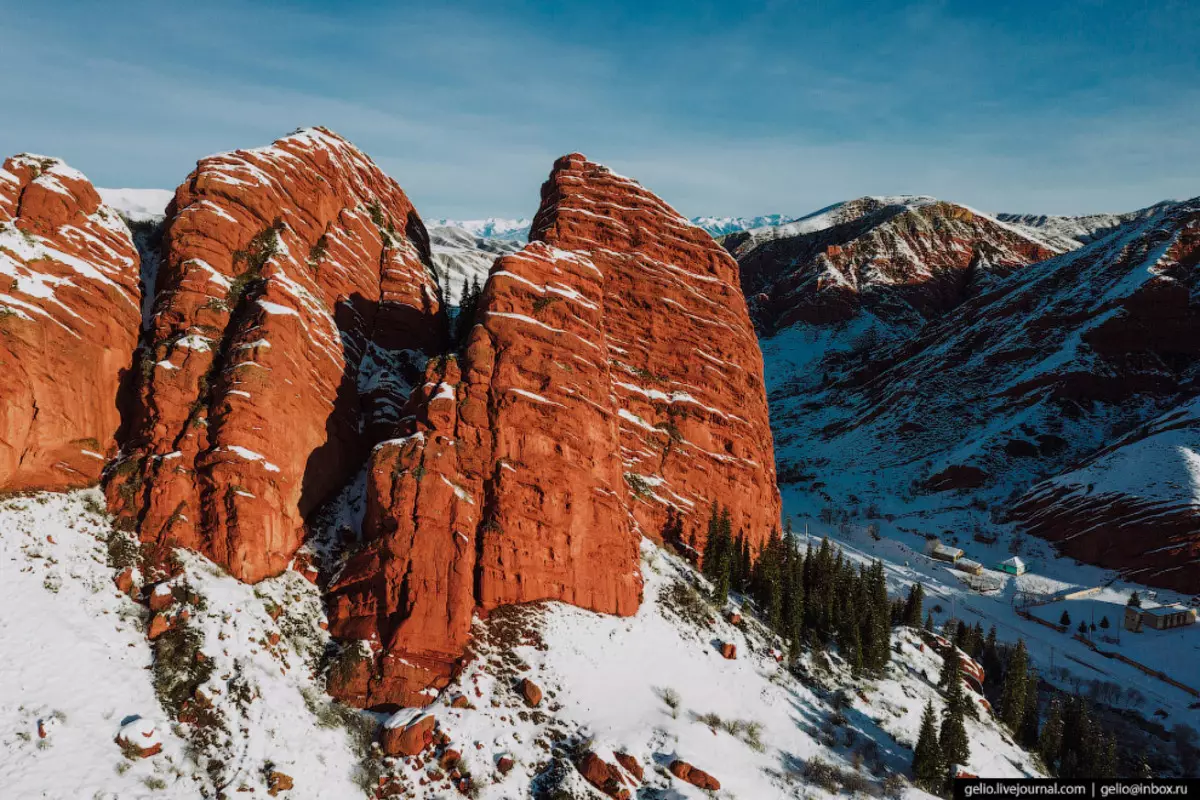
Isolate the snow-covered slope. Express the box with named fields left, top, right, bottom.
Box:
left=376, top=539, right=1041, bottom=799
left=1, top=489, right=1047, bottom=799
left=759, top=196, right=1200, bottom=591
left=0, top=490, right=193, bottom=798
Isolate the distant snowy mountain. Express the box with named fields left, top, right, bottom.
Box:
left=690, top=213, right=793, bottom=236
left=96, top=187, right=174, bottom=223
left=996, top=201, right=1176, bottom=251
left=429, top=217, right=533, bottom=240
left=433, top=214, right=794, bottom=242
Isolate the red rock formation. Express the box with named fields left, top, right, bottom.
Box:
left=380, top=711, right=436, bottom=757
left=0, top=155, right=141, bottom=492
left=326, top=154, right=780, bottom=709
left=517, top=678, right=543, bottom=708
left=613, top=752, right=643, bottom=782
left=577, top=752, right=631, bottom=799
left=669, top=759, right=721, bottom=791
left=106, top=128, right=447, bottom=583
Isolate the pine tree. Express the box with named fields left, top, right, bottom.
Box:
left=940, top=674, right=971, bottom=767
left=1039, top=697, right=1063, bottom=773
left=903, top=582, right=925, bottom=628
left=912, top=701, right=944, bottom=792
left=1100, top=616, right=1110, bottom=629
left=925, top=612, right=935, bottom=632
left=938, top=645, right=961, bottom=688
left=1128, top=591, right=1141, bottom=608
left=1000, top=640, right=1029, bottom=732
left=1059, top=610, right=1071, bottom=627
left=1019, top=669, right=1040, bottom=747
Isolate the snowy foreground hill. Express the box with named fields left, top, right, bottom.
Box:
left=1, top=491, right=1042, bottom=799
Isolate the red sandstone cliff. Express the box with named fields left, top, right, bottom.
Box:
left=0, top=155, right=141, bottom=492
left=106, top=128, right=447, bottom=583
left=326, top=154, right=780, bottom=708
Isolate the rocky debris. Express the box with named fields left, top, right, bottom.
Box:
left=0, top=154, right=141, bottom=493
left=497, top=755, right=515, bottom=775
left=116, top=717, right=163, bottom=758
left=517, top=678, right=542, bottom=708
left=727, top=611, right=742, bottom=625
left=148, top=582, right=175, bottom=612
left=326, top=153, right=780, bottom=708
left=380, top=710, right=437, bottom=757
left=114, top=567, right=138, bottom=596
left=613, top=752, right=643, bottom=782
left=669, top=758, right=721, bottom=791
left=147, top=609, right=188, bottom=640
left=721, top=642, right=737, bottom=659
left=106, top=127, right=447, bottom=584
left=577, top=752, right=630, bottom=799
left=266, top=770, right=294, bottom=796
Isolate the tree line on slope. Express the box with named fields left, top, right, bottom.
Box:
left=698, top=508, right=891, bottom=674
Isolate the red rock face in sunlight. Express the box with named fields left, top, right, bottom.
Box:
left=0, top=155, right=141, bottom=492
left=105, top=127, right=447, bottom=584
left=326, top=154, right=780, bottom=709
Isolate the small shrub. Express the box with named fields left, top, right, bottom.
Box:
left=657, top=687, right=682, bottom=718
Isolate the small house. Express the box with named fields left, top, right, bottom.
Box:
left=930, top=541, right=964, bottom=563
left=1125, top=603, right=1197, bottom=633
left=998, top=556, right=1026, bottom=576
left=955, top=558, right=984, bottom=576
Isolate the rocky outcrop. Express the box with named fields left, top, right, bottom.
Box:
left=106, top=128, right=447, bottom=583
left=0, top=155, right=141, bottom=492
left=669, top=759, right=721, bottom=791
left=724, top=196, right=1059, bottom=333
left=326, top=154, right=780, bottom=708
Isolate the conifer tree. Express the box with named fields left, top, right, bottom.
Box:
left=1019, top=668, right=1040, bottom=746
left=1059, top=610, right=1071, bottom=627
left=940, top=677, right=971, bottom=767
left=912, top=701, right=944, bottom=792
left=1000, top=640, right=1029, bottom=732
left=903, top=582, right=925, bottom=627
left=938, top=645, right=961, bottom=688
left=925, top=612, right=935, bottom=632
left=1038, top=697, right=1064, bottom=773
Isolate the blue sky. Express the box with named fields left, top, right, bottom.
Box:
left=2, top=0, right=1197, bottom=219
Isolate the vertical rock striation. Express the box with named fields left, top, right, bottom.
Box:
left=106, top=128, right=447, bottom=583
left=0, top=155, right=141, bottom=492
left=326, top=154, right=780, bottom=708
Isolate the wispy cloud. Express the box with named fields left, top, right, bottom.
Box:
left=1, top=0, right=1196, bottom=218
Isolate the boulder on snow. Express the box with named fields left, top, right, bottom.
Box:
left=497, top=755, right=515, bottom=774
left=720, top=642, right=737, bottom=660
left=148, top=582, right=175, bottom=612
left=577, top=752, right=630, bottom=799
left=614, top=752, right=643, bottom=782
left=380, top=710, right=436, bottom=757
left=116, top=717, right=163, bottom=758
left=669, top=759, right=721, bottom=791
left=516, top=677, right=542, bottom=707
left=267, top=770, right=294, bottom=796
